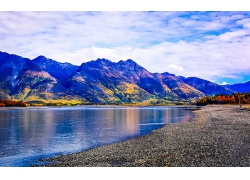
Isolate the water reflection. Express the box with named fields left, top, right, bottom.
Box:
left=125, top=108, right=139, bottom=135
left=0, top=106, right=193, bottom=166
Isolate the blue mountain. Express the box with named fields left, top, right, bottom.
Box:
left=224, top=81, right=250, bottom=93
left=0, top=51, right=79, bottom=101
left=180, top=77, right=234, bottom=95
left=33, top=56, right=78, bottom=82
left=0, top=51, right=243, bottom=105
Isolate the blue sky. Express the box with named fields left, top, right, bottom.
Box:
left=0, top=8, right=250, bottom=85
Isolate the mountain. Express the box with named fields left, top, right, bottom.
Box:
left=65, top=58, right=208, bottom=104
left=0, top=51, right=79, bottom=102
left=0, top=51, right=240, bottom=105
left=67, top=59, right=173, bottom=103
left=0, top=51, right=28, bottom=98
left=33, top=56, right=78, bottom=83
left=180, top=77, right=234, bottom=95
left=156, top=73, right=204, bottom=99
left=224, top=81, right=250, bottom=93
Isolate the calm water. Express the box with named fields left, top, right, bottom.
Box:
left=0, top=106, right=193, bottom=167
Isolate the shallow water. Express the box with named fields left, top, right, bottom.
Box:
left=0, top=106, right=193, bottom=167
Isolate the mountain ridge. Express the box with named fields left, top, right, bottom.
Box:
left=223, top=80, right=250, bottom=93
left=0, top=51, right=241, bottom=105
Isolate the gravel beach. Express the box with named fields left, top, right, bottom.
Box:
left=36, top=105, right=250, bottom=167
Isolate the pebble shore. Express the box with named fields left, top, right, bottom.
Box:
left=36, top=105, right=250, bottom=167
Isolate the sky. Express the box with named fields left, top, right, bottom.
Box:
left=0, top=1, right=249, bottom=178
left=0, top=1, right=250, bottom=85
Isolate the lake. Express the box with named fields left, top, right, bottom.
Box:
left=0, top=106, right=194, bottom=167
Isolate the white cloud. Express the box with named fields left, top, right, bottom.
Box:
left=0, top=27, right=9, bottom=37
left=243, top=22, right=250, bottom=29
left=218, top=82, right=228, bottom=85
left=236, top=18, right=250, bottom=24
left=196, top=22, right=225, bottom=31
left=165, top=64, right=184, bottom=75
left=0, top=11, right=250, bottom=83
left=41, top=36, right=250, bottom=83
left=217, top=30, right=249, bottom=41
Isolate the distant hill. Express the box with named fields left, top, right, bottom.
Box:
left=0, top=51, right=242, bottom=105
left=181, top=77, right=234, bottom=95
left=224, top=81, right=250, bottom=93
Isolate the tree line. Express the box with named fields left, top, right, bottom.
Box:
left=0, top=100, right=27, bottom=107
left=196, top=92, right=250, bottom=105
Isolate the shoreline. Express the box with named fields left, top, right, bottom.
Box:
left=36, top=105, right=250, bottom=167
left=0, top=104, right=198, bottom=110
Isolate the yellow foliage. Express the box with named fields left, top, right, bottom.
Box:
left=23, top=87, right=30, bottom=97
left=24, top=96, right=83, bottom=106
left=117, top=83, right=139, bottom=94
left=47, top=99, right=82, bottom=104
left=125, top=83, right=138, bottom=94
left=24, top=95, right=43, bottom=101
left=99, top=85, right=114, bottom=96
left=41, top=92, right=53, bottom=95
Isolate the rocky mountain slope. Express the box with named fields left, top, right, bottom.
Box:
left=0, top=51, right=80, bottom=102
left=0, top=51, right=238, bottom=105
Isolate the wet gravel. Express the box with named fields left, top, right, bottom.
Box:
left=35, top=105, right=250, bottom=167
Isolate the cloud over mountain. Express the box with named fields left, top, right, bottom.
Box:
left=0, top=11, right=250, bottom=84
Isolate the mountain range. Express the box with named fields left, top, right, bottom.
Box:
left=0, top=51, right=247, bottom=105
left=223, top=81, right=250, bottom=93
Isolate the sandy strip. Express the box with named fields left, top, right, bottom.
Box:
left=36, top=105, right=250, bottom=167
